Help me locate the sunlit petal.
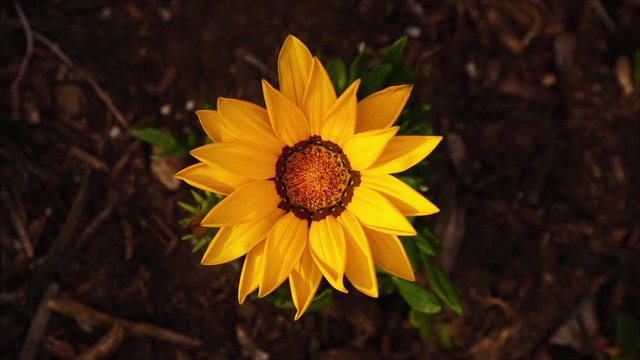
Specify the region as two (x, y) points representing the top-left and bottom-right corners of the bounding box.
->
(342, 127), (398, 170)
(361, 174), (439, 216)
(174, 163), (246, 195)
(202, 181), (280, 226)
(262, 80), (310, 146)
(338, 210), (378, 297)
(309, 216), (347, 292)
(320, 80), (360, 146)
(238, 241), (265, 304)
(289, 245), (322, 320)
(217, 98), (284, 154)
(278, 35), (313, 106)
(365, 136), (442, 175)
(301, 58), (337, 134)
(348, 187), (416, 236)
(259, 213), (308, 297)
(363, 227), (415, 281)
(201, 209), (284, 265)
(195, 110), (236, 143)
(356, 85), (412, 132)
(190, 142), (277, 180)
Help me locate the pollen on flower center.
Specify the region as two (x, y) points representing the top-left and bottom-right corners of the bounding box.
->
(275, 136), (360, 221)
(284, 144), (350, 211)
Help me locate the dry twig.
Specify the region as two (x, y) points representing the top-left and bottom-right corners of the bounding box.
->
(18, 283), (59, 360)
(30, 32), (129, 128)
(76, 324), (125, 360)
(10, 2), (33, 119)
(69, 146), (108, 171)
(29, 170), (91, 298)
(47, 297), (203, 348)
(1, 190), (34, 258)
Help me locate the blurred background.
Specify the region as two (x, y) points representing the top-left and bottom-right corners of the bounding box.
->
(1, 1), (639, 359)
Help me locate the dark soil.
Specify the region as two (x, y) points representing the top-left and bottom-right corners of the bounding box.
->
(1, 1), (638, 359)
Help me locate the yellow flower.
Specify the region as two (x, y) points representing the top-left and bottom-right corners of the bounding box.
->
(176, 35), (442, 319)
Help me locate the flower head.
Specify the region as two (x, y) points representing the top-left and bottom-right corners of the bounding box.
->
(176, 35), (442, 319)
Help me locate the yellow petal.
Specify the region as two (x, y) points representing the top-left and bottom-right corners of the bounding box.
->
(309, 217), (347, 293)
(201, 209), (284, 265)
(202, 180), (280, 226)
(301, 58), (337, 135)
(337, 210), (378, 297)
(289, 245), (322, 320)
(363, 227), (415, 281)
(361, 174), (439, 216)
(190, 142), (277, 180)
(195, 110), (236, 143)
(262, 80), (310, 146)
(364, 136), (442, 175)
(278, 35), (313, 106)
(320, 79), (360, 146)
(342, 126), (399, 170)
(238, 241), (265, 304)
(174, 163), (246, 195)
(348, 187), (416, 236)
(259, 212), (308, 297)
(217, 98), (284, 154)
(356, 85), (412, 132)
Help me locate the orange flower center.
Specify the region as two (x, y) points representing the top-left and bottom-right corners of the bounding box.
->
(283, 144), (350, 211)
(275, 136), (360, 221)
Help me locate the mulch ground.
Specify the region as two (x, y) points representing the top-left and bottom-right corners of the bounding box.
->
(1, 1), (638, 359)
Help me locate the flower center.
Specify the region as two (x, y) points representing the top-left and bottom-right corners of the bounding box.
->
(275, 136), (360, 221)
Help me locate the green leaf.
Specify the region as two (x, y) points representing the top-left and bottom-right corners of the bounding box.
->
(359, 63), (393, 98)
(348, 42), (366, 85)
(416, 228), (442, 256)
(414, 235), (438, 257)
(130, 127), (179, 149)
(424, 261), (463, 315)
(177, 201), (196, 213)
(380, 36), (408, 68)
(615, 311), (640, 360)
(400, 236), (421, 271)
(190, 190), (205, 204)
(192, 236), (210, 252)
(393, 277), (441, 314)
(408, 308), (432, 338)
(376, 273), (396, 296)
(325, 58), (347, 94)
(307, 288), (333, 312)
(436, 324), (453, 349)
(186, 128), (197, 149)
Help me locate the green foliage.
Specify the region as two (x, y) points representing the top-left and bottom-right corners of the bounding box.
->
(425, 260), (463, 315)
(348, 42), (367, 85)
(613, 311), (639, 360)
(359, 63), (393, 98)
(394, 277), (441, 314)
(130, 127), (197, 158)
(163, 36), (459, 332)
(323, 36), (460, 337)
(177, 190), (222, 252)
(380, 36), (408, 68)
(325, 58), (347, 95)
(263, 287), (333, 314)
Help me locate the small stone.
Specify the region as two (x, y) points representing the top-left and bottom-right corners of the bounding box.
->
(55, 84), (87, 118)
(158, 8), (171, 21)
(405, 25), (422, 39)
(100, 7), (112, 19)
(109, 126), (121, 139)
(159, 104), (171, 116)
